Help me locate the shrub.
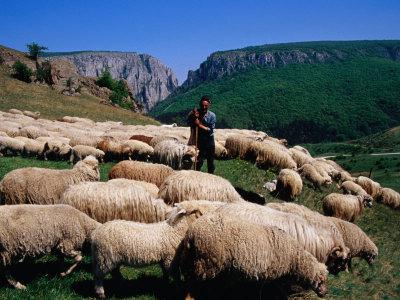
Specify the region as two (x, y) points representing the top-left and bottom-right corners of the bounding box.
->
(96, 69), (114, 90)
(36, 61), (52, 84)
(97, 69), (133, 109)
(12, 60), (33, 83)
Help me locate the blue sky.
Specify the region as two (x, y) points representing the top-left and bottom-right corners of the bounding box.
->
(1, 0), (399, 83)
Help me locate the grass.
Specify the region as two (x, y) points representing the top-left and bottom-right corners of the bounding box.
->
(0, 154), (399, 299)
(0, 65), (159, 126)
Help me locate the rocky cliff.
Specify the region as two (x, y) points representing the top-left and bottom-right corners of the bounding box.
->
(48, 52), (178, 111)
(181, 40), (400, 89)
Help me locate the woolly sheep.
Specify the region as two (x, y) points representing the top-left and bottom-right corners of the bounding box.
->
(60, 179), (170, 223)
(266, 202), (378, 266)
(8, 108), (23, 115)
(340, 180), (372, 200)
(70, 145), (105, 164)
(376, 187), (400, 210)
(158, 170), (243, 204)
(91, 202), (207, 298)
(179, 212), (329, 298)
(121, 140), (154, 161)
(0, 156), (100, 205)
(252, 141), (297, 170)
(214, 140), (228, 160)
(289, 147), (314, 167)
(224, 135), (255, 159)
(355, 176), (381, 199)
(14, 136), (45, 157)
(153, 140), (197, 170)
(149, 135), (178, 147)
(298, 163), (332, 189)
(42, 140), (73, 161)
(322, 193), (372, 222)
(275, 168), (303, 200)
(293, 145), (311, 156)
(129, 134), (154, 145)
(0, 204), (100, 289)
(215, 201), (349, 273)
(22, 110), (40, 119)
(0, 136), (24, 156)
(18, 125), (49, 139)
(311, 159), (338, 181)
(108, 160), (174, 187)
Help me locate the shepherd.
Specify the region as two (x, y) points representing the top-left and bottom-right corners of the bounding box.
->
(187, 95), (216, 174)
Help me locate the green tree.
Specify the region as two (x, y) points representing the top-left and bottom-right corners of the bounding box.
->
(12, 60), (33, 83)
(96, 69), (114, 90)
(26, 42), (48, 61)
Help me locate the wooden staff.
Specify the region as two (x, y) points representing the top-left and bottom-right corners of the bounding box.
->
(193, 126), (198, 170)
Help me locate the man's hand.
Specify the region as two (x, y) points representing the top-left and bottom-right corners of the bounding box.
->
(194, 118), (200, 126)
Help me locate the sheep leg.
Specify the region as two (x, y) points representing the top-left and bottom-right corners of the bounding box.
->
(3, 269), (26, 290)
(94, 269), (106, 299)
(60, 250), (82, 277)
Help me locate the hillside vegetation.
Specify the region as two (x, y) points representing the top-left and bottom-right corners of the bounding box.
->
(0, 65), (158, 125)
(151, 41), (400, 144)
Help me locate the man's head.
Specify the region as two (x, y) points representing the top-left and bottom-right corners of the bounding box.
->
(199, 95), (211, 112)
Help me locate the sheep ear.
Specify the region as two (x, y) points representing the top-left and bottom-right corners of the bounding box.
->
(192, 209), (203, 218)
(177, 208), (187, 215)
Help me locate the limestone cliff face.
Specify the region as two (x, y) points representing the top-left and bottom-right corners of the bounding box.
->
(181, 42), (400, 89)
(50, 52), (178, 111)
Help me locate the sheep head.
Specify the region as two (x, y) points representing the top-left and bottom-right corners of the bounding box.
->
(361, 195), (373, 208)
(311, 263), (328, 297)
(326, 245), (350, 275)
(167, 205), (203, 226)
(181, 146), (198, 170)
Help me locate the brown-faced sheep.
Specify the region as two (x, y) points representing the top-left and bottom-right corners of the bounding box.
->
(153, 140), (197, 170)
(0, 204), (100, 289)
(158, 170), (243, 205)
(376, 187), (400, 210)
(179, 212), (329, 298)
(0, 156), (100, 205)
(322, 193), (372, 222)
(91, 202), (207, 298)
(298, 163), (332, 189)
(42, 140), (73, 161)
(266, 202), (378, 266)
(60, 179), (170, 223)
(108, 160), (174, 187)
(70, 145), (105, 164)
(215, 201), (349, 274)
(275, 168), (303, 200)
(129, 134), (153, 145)
(355, 176), (381, 199)
(0, 136), (25, 156)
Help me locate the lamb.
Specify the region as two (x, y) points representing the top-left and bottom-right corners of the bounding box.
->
(0, 156), (100, 205)
(42, 140), (73, 161)
(355, 176), (381, 199)
(340, 180), (372, 200)
(215, 201), (349, 273)
(91, 202), (206, 298)
(60, 179), (171, 223)
(275, 168), (303, 200)
(179, 212), (329, 298)
(376, 187), (400, 210)
(108, 160), (174, 187)
(0, 204), (100, 289)
(70, 144), (105, 164)
(265, 202), (378, 266)
(322, 193), (372, 222)
(0, 136), (25, 156)
(153, 139), (197, 170)
(158, 170), (243, 204)
(298, 163), (332, 189)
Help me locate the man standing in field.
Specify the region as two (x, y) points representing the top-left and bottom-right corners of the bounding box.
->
(188, 95), (216, 174)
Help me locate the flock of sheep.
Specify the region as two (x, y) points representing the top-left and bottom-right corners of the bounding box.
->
(0, 108), (399, 298)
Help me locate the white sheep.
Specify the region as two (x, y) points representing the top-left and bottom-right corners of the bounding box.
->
(340, 180), (372, 200)
(355, 176), (381, 199)
(0, 204), (100, 289)
(70, 144), (105, 163)
(0, 136), (25, 156)
(153, 139), (197, 170)
(322, 193), (372, 222)
(275, 168), (303, 200)
(376, 187), (400, 210)
(298, 163), (332, 189)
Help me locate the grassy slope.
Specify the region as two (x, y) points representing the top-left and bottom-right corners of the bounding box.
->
(0, 65), (159, 125)
(0, 155), (398, 299)
(151, 46), (400, 144)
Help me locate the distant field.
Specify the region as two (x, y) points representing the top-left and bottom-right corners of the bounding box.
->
(0, 155), (398, 299)
(0, 65), (159, 126)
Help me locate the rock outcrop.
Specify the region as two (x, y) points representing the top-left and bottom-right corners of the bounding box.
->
(49, 52), (178, 111)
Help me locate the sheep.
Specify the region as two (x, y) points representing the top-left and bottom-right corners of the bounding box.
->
(214, 140), (228, 160)
(91, 202), (207, 298)
(8, 108), (23, 115)
(215, 201), (349, 273)
(22, 110), (40, 119)
(158, 170), (243, 205)
(42, 140), (73, 161)
(338, 170), (355, 182)
(224, 135), (255, 159)
(376, 187), (400, 210)
(97, 138), (125, 161)
(129, 134), (154, 145)
(0, 136), (25, 156)
(58, 115), (95, 125)
(18, 125), (49, 139)
(153, 140), (197, 170)
(149, 135), (178, 147)
(0, 121), (22, 137)
(14, 136), (46, 158)
(252, 141), (297, 170)
(0, 156), (100, 205)
(275, 168), (303, 200)
(298, 163), (332, 189)
(121, 140), (154, 161)
(340, 180), (372, 200)
(311, 159), (338, 181)
(60, 179), (170, 223)
(108, 160), (174, 187)
(70, 145), (105, 164)
(265, 202), (378, 266)
(0, 204), (100, 289)
(288, 147), (314, 167)
(355, 176), (381, 199)
(293, 145), (311, 156)
(322, 193), (372, 222)
(0, 131), (8, 137)
(179, 212), (329, 298)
